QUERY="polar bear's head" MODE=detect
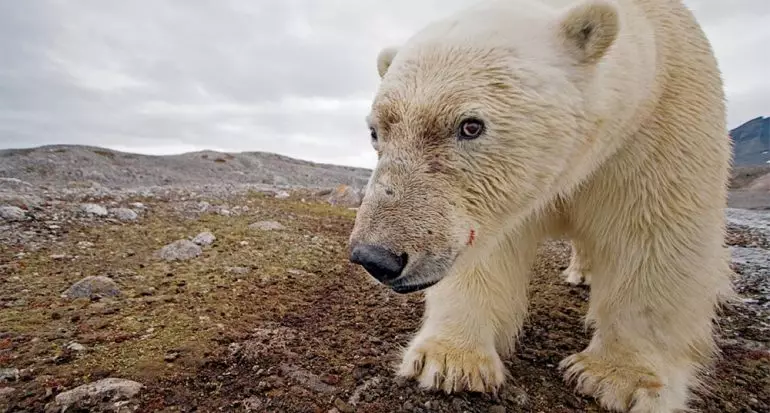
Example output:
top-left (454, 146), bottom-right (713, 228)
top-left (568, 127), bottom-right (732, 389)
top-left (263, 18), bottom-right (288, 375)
top-left (349, 1), bottom-right (619, 293)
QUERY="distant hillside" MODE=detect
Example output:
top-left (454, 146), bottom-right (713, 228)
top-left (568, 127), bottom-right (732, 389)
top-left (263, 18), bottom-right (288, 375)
top-left (0, 145), bottom-right (372, 190)
top-left (731, 116), bottom-right (770, 166)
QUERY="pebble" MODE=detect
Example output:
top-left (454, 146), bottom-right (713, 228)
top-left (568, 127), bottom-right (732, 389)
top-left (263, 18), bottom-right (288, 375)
top-left (192, 231), bottom-right (216, 246)
top-left (333, 398), bottom-right (354, 413)
top-left (0, 205), bottom-right (26, 221)
top-left (249, 220), bottom-right (285, 231)
top-left (80, 203), bottom-right (108, 216)
top-left (0, 368), bottom-right (19, 382)
top-left (111, 208), bottom-right (138, 222)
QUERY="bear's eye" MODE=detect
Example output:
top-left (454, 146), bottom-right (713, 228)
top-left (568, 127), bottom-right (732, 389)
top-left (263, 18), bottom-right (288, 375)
top-left (457, 118), bottom-right (485, 140)
top-left (369, 127), bottom-right (378, 142)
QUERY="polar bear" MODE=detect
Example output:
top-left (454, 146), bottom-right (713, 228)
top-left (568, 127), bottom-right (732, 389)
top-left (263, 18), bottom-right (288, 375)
top-left (347, 0), bottom-right (733, 411)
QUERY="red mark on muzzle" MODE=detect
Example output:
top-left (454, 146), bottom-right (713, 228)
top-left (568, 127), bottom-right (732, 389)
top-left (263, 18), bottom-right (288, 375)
top-left (466, 229), bottom-right (476, 246)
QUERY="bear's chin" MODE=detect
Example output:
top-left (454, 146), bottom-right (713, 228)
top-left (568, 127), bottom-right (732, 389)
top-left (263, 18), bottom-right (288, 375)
top-left (381, 252), bottom-right (456, 294)
top-left (388, 279), bottom-right (441, 294)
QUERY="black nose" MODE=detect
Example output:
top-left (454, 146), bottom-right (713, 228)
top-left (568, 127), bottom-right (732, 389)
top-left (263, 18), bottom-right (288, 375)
top-left (349, 244), bottom-right (408, 283)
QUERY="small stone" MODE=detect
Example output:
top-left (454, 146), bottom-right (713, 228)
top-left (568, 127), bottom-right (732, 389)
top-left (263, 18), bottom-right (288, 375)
top-left (275, 191), bottom-right (290, 199)
top-left (0, 205), bottom-right (26, 221)
top-left (50, 254), bottom-right (68, 260)
top-left (130, 202), bottom-right (145, 209)
top-left (80, 203), bottom-right (108, 216)
top-left (0, 368), bottom-right (19, 382)
top-left (164, 351), bottom-right (180, 362)
top-left (218, 209), bottom-right (231, 216)
top-left (111, 208), bottom-right (138, 222)
top-left (77, 241), bottom-right (94, 249)
top-left (192, 232), bottom-right (216, 246)
top-left (61, 276), bottom-right (121, 299)
top-left (226, 267), bottom-right (250, 276)
top-left (157, 239), bottom-right (202, 261)
top-left (66, 342), bottom-right (86, 352)
top-left (242, 396), bottom-right (264, 411)
top-left (333, 398), bottom-right (354, 413)
top-left (249, 221), bottom-right (285, 231)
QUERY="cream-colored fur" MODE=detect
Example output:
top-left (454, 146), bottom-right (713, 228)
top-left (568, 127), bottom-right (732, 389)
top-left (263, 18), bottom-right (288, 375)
top-left (349, 0), bottom-right (733, 412)
top-left (564, 241), bottom-right (593, 286)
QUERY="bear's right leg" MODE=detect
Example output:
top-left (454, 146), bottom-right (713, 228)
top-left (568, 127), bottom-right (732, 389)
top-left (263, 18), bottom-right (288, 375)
top-left (397, 223), bottom-right (541, 394)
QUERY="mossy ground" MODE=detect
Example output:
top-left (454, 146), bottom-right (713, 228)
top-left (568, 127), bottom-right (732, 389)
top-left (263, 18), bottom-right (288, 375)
top-left (1, 194), bottom-right (768, 412)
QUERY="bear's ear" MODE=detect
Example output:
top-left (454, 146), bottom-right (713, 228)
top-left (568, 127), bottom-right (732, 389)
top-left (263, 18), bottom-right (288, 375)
top-left (376, 46), bottom-right (399, 78)
top-left (557, 1), bottom-right (619, 64)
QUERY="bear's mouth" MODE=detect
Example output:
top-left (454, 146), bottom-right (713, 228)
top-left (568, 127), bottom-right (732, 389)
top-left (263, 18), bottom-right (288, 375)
top-left (380, 250), bottom-right (456, 294)
top-left (389, 279), bottom-right (440, 294)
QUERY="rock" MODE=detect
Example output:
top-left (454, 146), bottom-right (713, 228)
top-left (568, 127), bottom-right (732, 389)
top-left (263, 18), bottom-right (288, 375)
top-left (279, 364), bottom-right (337, 394)
top-left (0, 368), bottom-right (19, 382)
top-left (327, 185), bottom-right (362, 207)
top-left (80, 203), bottom-right (108, 216)
top-left (242, 396), bottom-right (264, 411)
top-left (0, 194), bottom-right (42, 210)
top-left (504, 386), bottom-right (529, 407)
top-left (249, 221), bottom-right (285, 231)
top-left (0, 177), bottom-right (31, 189)
top-left (0, 206), bottom-right (25, 221)
top-left (66, 342), bottom-right (86, 352)
top-left (226, 266), bottom-right (250, 276)
top-left (157, 239), bottom-right (202, 261)
top-left (111, 208), bottom-right (138, 222)
top-left (275, 191), bottom-right (290, 199)
top-left (48, 378), bottom-right (143, 413)
top-left (129, 202), bottom-right (145, 209)
top-left (61, 276), bottom-right (121, 299)
top-left (333, 398), bottom-right (355, 413)
top-left (192, 231), bottom-right (216, 246)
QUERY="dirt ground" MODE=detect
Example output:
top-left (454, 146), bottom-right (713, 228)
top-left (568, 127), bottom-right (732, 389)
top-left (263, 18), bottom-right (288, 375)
top-left (1, 193), bottom-right (769, 412)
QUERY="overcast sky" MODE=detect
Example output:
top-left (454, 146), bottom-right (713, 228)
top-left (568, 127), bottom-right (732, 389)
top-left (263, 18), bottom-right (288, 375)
top-left (1, 1), bottom-right (767, 168)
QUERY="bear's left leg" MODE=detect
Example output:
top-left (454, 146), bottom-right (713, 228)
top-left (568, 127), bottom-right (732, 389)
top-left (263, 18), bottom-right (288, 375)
top-left (397, 222), bottom-right (542, 394)
top-left (559, 233), bottom-right (731, 412)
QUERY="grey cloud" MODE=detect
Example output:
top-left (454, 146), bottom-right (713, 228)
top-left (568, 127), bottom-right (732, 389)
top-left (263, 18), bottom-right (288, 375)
top-left (0, 0), bottom-right (766, 167)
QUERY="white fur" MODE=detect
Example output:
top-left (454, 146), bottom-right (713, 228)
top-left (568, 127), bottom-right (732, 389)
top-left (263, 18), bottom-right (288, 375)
top-left (358, 0), bottom-right (734, 412)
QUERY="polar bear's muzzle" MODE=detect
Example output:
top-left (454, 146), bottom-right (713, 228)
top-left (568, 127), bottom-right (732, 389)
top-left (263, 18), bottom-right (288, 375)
top-left (349, 241), bottom-right (455, 294)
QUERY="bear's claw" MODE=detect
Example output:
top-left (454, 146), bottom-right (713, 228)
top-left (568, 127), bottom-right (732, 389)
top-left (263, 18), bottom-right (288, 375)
top-left (560, 352), bottom-right (673, 413)
top-left (397, 337), bottom-right (507, 394)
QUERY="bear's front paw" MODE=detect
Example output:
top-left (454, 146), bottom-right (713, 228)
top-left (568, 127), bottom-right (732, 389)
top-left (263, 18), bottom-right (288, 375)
top-left (562, 265), bottom-right (592, 286)
top-left (560, 352), bottom-right (675, 413)
top-left (397, 337), bottom-right (507, 394)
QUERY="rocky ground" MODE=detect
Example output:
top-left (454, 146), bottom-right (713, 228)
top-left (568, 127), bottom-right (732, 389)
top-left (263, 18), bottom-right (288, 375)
top-left (1, 146), bottom-right (769, 412)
